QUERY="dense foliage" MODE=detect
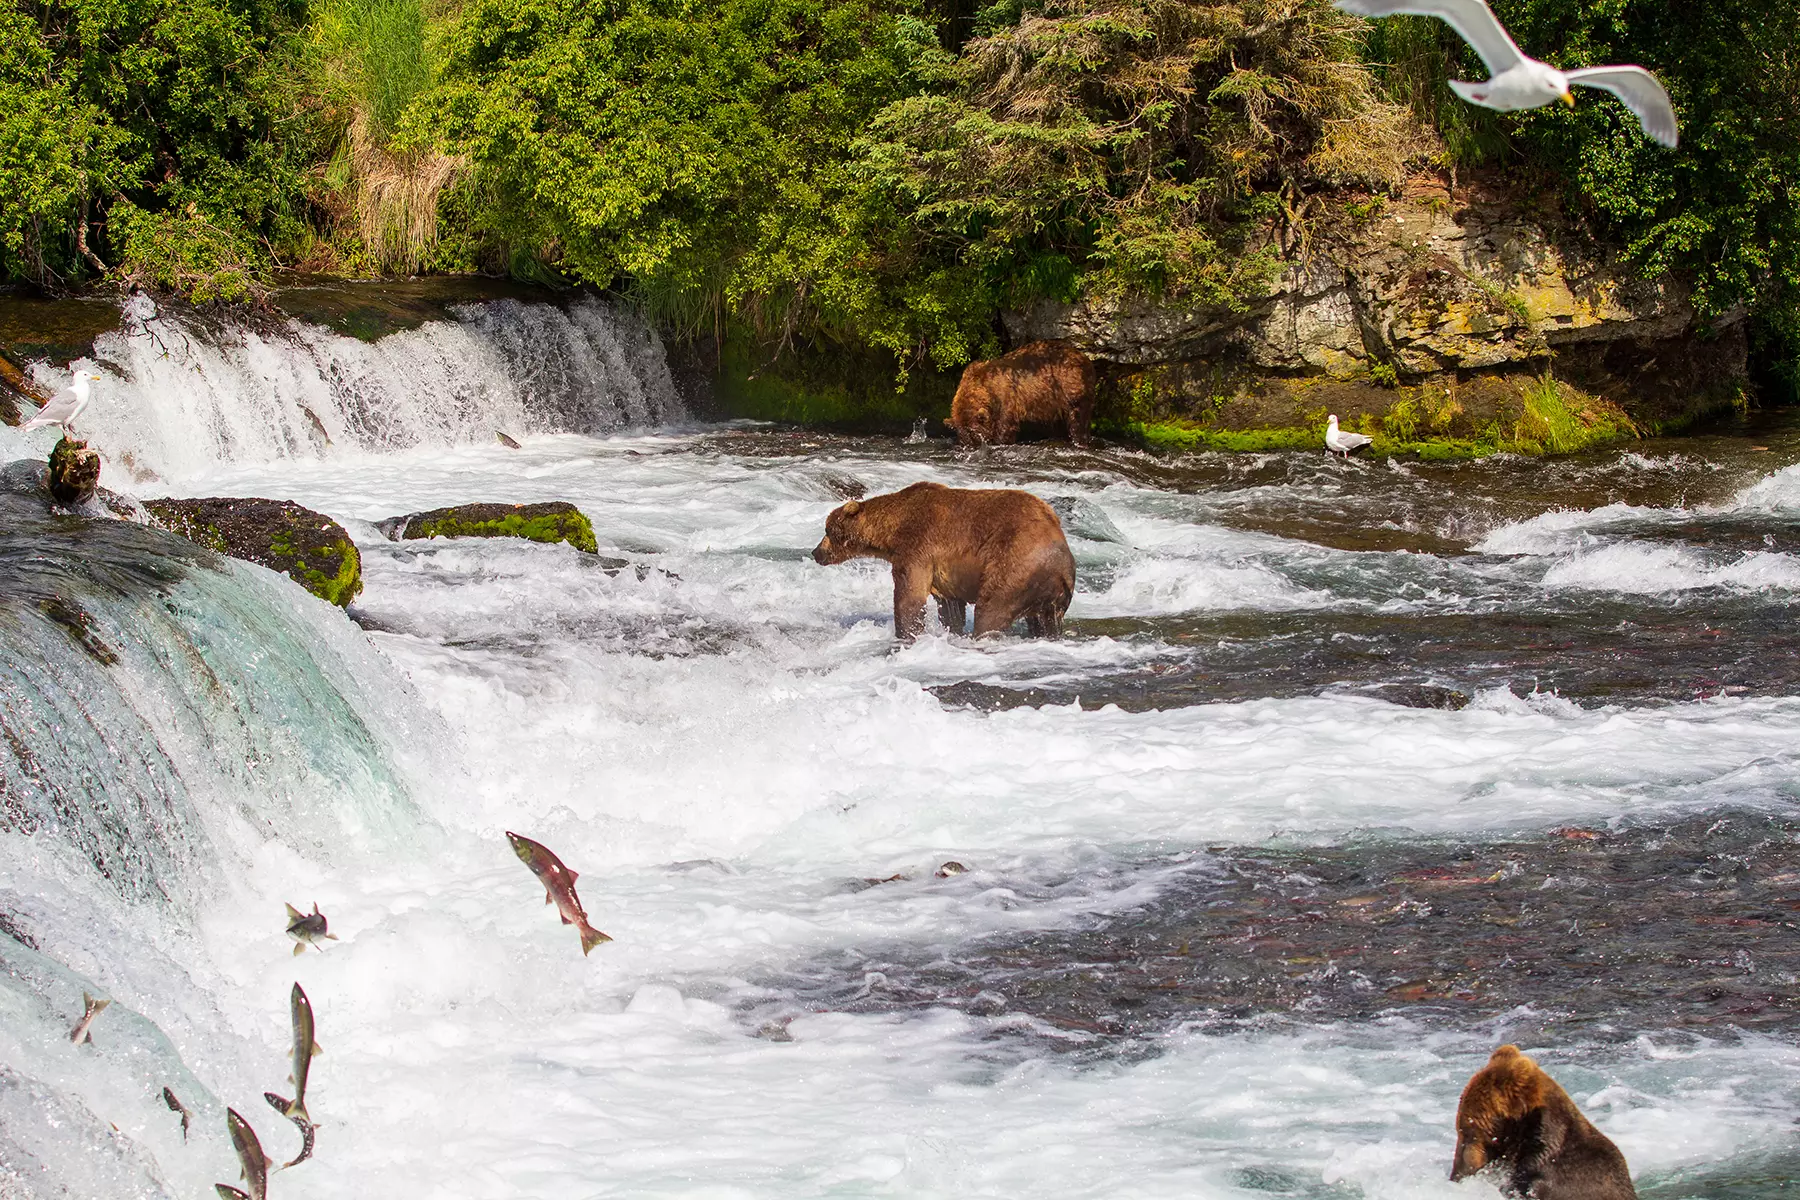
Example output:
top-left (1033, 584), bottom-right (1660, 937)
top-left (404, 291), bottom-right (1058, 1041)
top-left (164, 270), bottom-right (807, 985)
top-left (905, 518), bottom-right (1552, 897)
top-left (837, 0), bottom-right (1418, 364)
top-left (1367, 0), bottom-right (1800, 376)
top-left (0, 0), bottom-right (1794, 381)
top-left (0, 0), bottom-right (320, 298)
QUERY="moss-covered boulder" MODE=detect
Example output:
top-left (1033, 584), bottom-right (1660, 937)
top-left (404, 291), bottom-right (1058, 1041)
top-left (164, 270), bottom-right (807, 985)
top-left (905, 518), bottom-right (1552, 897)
top-left (143, 497), bottom-right (363, 606)
top-left (47, 437), bottom-right (100, 505)
top-left (377, 501), bottom-right (599, 554)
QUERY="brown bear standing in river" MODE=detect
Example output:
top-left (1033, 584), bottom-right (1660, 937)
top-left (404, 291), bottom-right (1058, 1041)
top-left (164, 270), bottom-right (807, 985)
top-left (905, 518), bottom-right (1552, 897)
top-left (947, 341), bottom-right (1097, 448)
top-left (1451, 1045), bottom-right (1636, 1200)
top-left (811, 482), bottom-right (1076, 640)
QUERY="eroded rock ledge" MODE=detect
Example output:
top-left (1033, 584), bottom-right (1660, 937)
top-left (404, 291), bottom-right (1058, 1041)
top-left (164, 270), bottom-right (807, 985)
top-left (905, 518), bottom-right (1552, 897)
top-left (1006, 179), bottom-right (1745, 449)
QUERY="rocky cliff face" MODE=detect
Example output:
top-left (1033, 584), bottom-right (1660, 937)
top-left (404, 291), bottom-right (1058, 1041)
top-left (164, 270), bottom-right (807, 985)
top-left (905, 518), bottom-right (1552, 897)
top-left (1005, 179), bottom-right (1745, 439)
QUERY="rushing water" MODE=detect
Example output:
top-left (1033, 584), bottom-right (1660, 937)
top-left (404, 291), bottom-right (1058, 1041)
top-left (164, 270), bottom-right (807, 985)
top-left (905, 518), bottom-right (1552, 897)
top-left (4, 294), bottom-right (1800, 1197)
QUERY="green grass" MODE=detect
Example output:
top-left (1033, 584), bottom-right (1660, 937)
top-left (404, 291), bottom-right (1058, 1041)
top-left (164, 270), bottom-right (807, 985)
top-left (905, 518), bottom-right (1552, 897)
top-left (1108, 377), bottom-right (1641, 460)
top-left (316, 0), bottom-right (433, 141)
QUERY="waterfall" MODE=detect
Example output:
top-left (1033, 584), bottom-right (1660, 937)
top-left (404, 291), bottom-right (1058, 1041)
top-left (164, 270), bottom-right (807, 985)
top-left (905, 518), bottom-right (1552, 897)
top-left (16, 292), bottom-right (684, 482)
top-left (0, 474), bottom-right (445, 1197)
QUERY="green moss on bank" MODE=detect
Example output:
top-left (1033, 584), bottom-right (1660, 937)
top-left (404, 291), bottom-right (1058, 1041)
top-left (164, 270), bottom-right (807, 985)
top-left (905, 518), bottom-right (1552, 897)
top-left (1107, 374), bottom-right (1640, 459)
top-left (392, 501), bottom-right (599, 553)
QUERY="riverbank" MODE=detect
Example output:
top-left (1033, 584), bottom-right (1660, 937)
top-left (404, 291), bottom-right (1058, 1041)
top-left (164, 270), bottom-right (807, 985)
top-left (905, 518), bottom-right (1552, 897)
top-left (0, 275), bottom-right (1762, 461)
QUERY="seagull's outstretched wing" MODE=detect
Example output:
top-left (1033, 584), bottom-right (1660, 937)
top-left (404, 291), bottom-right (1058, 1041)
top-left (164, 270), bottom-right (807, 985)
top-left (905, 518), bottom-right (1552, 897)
top-left (1331, 0), bottom-right (1524, 77)
top-left (1566, 66), bottom-right (1678, 148)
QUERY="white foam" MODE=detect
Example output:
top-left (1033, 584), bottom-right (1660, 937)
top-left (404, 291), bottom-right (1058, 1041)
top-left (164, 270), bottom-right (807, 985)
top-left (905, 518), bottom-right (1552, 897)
top-left (1542, 542), bottom-right (1800, 594)
top-left (1728, 460), bottom-right (1800, 513)
top-left (11, 295), bottom-right (680, 482)
top-left (13, 422), bottom-right (1800, 1196)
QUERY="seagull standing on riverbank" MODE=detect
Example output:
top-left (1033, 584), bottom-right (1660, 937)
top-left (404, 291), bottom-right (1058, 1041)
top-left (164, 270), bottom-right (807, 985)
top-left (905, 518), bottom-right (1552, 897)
top-left (1332, 0), bottom-right (1678, 148)
top-left (21, 372), bottom-right (102, 435)
top-left (1325, 414), bottom-right (1374, 459)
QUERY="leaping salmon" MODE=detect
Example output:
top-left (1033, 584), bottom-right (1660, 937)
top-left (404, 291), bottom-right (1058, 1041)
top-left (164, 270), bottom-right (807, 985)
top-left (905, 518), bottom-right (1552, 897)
top-left (162, 1087), bottom-right (190, 1141)
top-left (224, 1108), bottom-right (272, 1200)
top-left (264, 1091), bottom-right (316, 1168)
top-left (506, 831), bottom-right (612, 955)
top-left (284, 903), bottom-right (337, 955)
top-left (284, 983), bottom-right (322, 1124)
top-left (69, 992), bottom-right (109, 1045)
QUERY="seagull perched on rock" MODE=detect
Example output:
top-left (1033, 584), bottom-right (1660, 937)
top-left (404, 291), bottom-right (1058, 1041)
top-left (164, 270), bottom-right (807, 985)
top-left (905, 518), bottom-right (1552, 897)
top-left (1325, 414), bottom-right (1374, 459)
top-left (1332, 0), bottom-right (1678, 148)
top-left (20, 372), bottom-right (102, 435)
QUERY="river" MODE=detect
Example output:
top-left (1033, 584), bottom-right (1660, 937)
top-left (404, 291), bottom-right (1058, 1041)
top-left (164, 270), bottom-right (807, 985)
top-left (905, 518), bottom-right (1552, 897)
top-left (1, 290), bottom-right (1798, 1198)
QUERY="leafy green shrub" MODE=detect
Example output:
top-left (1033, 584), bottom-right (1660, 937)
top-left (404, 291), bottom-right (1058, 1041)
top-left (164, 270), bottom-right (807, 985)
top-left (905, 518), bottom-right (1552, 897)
top-left (109, 203), bottom-right (264, 303)
top-left (1364, 0), bottom-right (1800, 380)
top-left (0, 0), bottom-right (322, 294)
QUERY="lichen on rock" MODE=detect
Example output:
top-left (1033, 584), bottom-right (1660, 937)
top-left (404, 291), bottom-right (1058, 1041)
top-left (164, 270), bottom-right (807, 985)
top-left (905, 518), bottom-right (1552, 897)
top-left (142, 497), bottom-right (363, 607)
top-left (47, 437), bottom-right (101, 505)
top-left (1007, 177), bottom-right (1746, 453)
top-left (377, 501), bottom-right (599, 554)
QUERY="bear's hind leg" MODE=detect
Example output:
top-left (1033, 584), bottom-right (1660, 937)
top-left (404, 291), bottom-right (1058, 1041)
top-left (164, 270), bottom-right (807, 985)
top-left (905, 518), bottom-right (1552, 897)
top-left (971, 601), bottom-right (1022, 638)
top-left (936, 595), bottom-right (968, 635)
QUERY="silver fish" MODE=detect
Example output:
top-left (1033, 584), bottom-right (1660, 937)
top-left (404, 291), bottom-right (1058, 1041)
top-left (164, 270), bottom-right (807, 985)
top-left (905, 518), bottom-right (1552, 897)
top-left (285, 983), bottom-right (321, 1123)
top-left (215, 1187), bottom-right (250, 1200)
top-left (225, 1108), bottom-right (271, 1200)
top-left (284, 902), bottom-right (337, 955)
top-left (264, 1090), bottom-right (316, 1168)
top-left (69, 991), bottom-right (109, 1044)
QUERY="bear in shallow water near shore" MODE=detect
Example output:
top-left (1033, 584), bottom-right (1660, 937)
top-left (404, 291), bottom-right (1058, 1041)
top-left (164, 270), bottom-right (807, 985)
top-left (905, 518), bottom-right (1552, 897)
top-left (1451, 1044), bottom-right (1636, 1200)
top-left (811, 482), bottom-right (1075, 641)
top-left (946, 341), bottom-right (1096, 449)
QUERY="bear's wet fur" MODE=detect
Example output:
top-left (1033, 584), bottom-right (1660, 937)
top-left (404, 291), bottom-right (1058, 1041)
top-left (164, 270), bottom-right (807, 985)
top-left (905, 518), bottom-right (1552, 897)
top-left (1452, 1044), bottom-right (1636, 1200)
top-left (947, 341), bottom-right (1097, 449)
top-left (811, 482), bottom-right (1076, 641)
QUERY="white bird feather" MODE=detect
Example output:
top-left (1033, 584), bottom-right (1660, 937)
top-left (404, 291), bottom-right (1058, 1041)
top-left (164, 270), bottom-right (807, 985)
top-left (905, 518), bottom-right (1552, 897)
top-left (1325, 414), bottom-right (1374, 459)
top-left (1332, 0), bottom-right (1678, 148)
top-left (20, 372), bottom-right (101, 434)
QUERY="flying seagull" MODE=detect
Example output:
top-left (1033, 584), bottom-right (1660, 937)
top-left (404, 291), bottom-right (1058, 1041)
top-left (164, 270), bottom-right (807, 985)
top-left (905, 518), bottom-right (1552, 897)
top-left (1333, 0), bottom-right (1678, 148)
top-left (1326, 414), bottom-right (1374, 459)
top-left (20, 372), bottom-right (102, 435)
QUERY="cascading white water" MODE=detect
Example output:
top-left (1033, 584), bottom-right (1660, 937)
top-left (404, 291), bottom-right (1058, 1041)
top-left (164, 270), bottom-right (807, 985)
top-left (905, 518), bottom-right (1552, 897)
top-left (8, 293), bottom-right (1800, 1197)
top-left (12, 292), bottom-right (683, 482)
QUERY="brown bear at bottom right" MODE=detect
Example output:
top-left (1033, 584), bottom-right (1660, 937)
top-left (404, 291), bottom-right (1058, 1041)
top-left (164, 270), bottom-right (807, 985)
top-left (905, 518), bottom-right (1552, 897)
top-left (1452, 1044), bottom-right (1637, 1200)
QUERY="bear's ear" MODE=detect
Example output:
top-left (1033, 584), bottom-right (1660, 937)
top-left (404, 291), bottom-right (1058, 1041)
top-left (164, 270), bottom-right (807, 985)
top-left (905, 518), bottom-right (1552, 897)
top-left (841, 500), bottom-right (862, 516)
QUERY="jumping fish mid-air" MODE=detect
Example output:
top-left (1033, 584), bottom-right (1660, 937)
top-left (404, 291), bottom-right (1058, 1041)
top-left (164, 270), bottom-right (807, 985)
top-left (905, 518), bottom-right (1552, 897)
top-left (506, 831), bottom-right (613, 955)
top-left (162, 1087), bottom-right (191, 1141)
top-left (284, 983), bottom-right (322, 1125)
top-left (69, 992), bottom-right (109, 1044)
top-left (264, 1091), bottom-right (316, 1168)
top-left (224, 1108), bottom-right (272, 1200)
top-left (284, 902), bottom-right (338, 955)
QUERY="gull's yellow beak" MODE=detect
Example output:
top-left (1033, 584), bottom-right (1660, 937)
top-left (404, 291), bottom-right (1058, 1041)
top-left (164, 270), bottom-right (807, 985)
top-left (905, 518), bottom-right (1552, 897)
top-left (1560, 90), bottom-right (1575, 107)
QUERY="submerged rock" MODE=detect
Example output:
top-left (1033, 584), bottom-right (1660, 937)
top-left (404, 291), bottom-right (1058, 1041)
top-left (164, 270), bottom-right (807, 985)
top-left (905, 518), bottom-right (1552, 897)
top-left (47, 438), bottom-right (101, 505)
top-left (143, 498), bottom-right (363, 607)
top-left (377, 501), bottom-right (599, 554)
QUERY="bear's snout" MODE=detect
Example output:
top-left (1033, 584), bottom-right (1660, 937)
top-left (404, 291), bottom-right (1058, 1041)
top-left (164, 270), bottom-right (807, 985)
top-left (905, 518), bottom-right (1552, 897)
top-left (811, 536), bottom-right (835, 565)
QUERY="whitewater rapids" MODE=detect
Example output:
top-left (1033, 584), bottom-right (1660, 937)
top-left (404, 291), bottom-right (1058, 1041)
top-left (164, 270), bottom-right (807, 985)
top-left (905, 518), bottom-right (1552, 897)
top-left (4, 296), bottom-right (1800, 1198)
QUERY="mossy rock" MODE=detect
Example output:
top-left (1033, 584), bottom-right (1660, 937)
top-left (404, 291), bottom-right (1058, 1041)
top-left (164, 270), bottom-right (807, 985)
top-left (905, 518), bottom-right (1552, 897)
top-left (143, 497), bottom-right (363, 607)
top-left (378, 501), bottom-right (599, 554)
top-left (46, 437), bottom-right (101, 505)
